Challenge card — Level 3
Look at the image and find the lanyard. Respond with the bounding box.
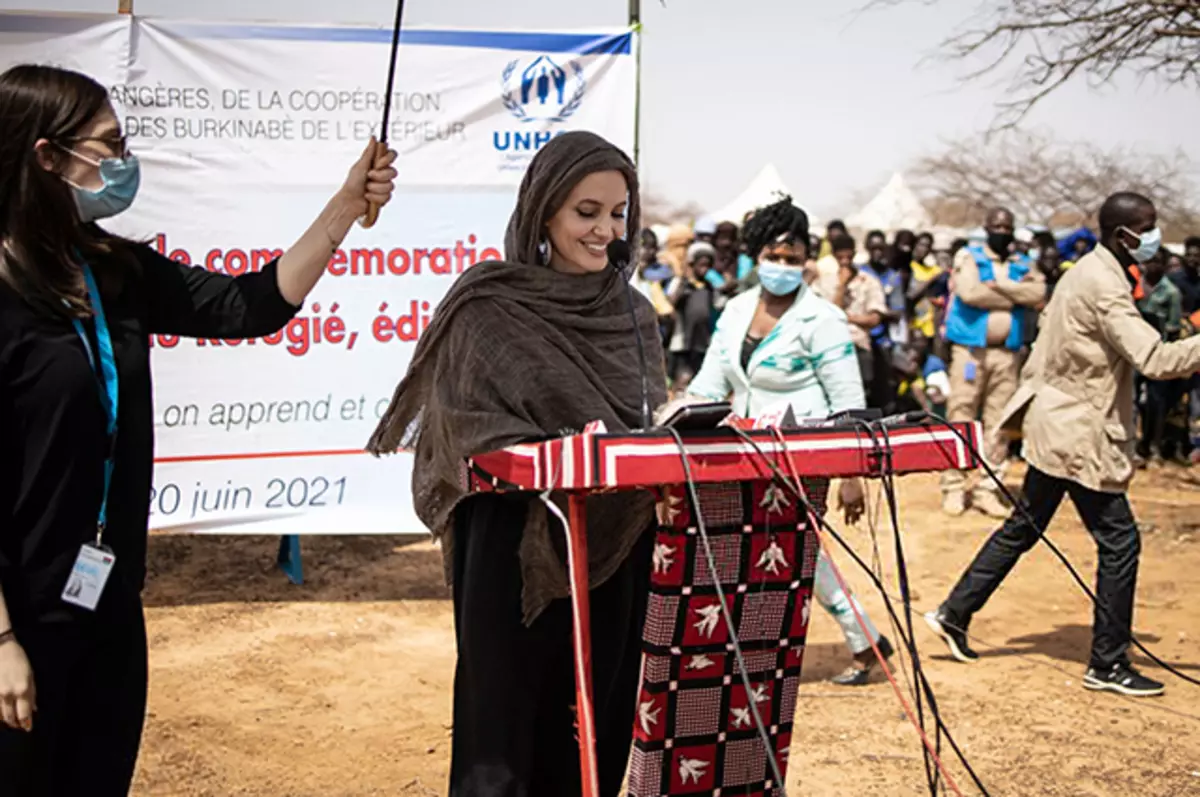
[70,264,118,546]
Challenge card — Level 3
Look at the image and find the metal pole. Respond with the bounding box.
[629,0,642,169]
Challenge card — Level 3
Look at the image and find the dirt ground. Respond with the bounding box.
[132,464,1200,796]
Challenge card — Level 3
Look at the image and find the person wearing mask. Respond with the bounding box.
[927,192,1200,697]
[688,197,895,687]
[666,242,718,393]
[940,207,1045,518]
[1170,237,1200,463]
[0,65,397,793]
[828,233,887,393]
[1134,250,1185,466]
[367,131,666,793]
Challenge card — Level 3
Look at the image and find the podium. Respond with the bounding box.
[466,419,981,796]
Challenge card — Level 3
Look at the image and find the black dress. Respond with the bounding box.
[0,245,299,795]
[449,493,652,796]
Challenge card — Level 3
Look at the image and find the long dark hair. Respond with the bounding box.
[0,64,135,317]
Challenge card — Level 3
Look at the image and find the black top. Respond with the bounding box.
[741,335,762,372]
[0,245,299,625]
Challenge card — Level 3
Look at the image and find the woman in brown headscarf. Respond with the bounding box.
[367,131,666,795]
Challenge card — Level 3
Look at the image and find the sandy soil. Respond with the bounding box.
[132,464,1200,796]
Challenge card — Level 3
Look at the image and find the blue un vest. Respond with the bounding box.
[944,246,1031,351]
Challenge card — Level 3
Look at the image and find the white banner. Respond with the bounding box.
[0,13,638,535]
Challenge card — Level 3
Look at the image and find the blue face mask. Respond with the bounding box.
[64,150,141,223]
[1120,226,1161,264]
[757,259,806,296]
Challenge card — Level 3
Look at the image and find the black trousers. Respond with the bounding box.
[943,466,1141,670]
[449,495,652,797]
[0,596,148,796]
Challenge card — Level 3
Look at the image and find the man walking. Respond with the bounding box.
[927,192,1200,697]
[940,207,1046,517]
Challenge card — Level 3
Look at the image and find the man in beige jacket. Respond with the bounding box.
[926,192,1200,698]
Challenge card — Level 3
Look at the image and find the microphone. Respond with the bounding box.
[608,239,653,430]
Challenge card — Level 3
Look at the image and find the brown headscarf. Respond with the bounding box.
[367,131,667,624]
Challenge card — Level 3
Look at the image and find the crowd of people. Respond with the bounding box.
[633,207,1200,518]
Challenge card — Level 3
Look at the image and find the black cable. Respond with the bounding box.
[728,425,992,797]
[830,417,941,795]
[912,411,1200,688]
[876,422,945,796]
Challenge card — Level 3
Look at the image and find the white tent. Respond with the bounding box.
[846,172,931,233]
[709,164,812,227]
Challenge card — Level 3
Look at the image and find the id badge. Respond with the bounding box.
[963,361,978,383]
[61,544,116,611]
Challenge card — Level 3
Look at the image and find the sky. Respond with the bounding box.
[11,0,1200,220]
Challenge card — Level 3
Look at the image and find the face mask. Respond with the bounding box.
[63,149,141,222]
[987,232,1014,257]
[758,259,806,296]
[1119,226,1161,264]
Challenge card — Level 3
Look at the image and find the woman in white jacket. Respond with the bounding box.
[689,197,894,686]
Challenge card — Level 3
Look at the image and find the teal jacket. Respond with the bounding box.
[689,286,865,418]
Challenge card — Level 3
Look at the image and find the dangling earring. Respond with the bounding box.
[538,237,551,265]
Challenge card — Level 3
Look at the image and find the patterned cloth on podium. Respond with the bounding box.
[627,477,827,796]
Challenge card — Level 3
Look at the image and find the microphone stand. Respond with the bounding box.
[621,272,654,430]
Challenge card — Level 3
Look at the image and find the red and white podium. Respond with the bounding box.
[466,420,981,796]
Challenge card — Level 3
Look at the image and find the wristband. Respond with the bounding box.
[0,629,14,646]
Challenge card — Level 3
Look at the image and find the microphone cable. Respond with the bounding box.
[725,424,991,797]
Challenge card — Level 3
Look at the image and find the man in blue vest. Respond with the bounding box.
[941,207,1046,517]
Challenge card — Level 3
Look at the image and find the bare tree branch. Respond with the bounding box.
[868,0,1200,130]
[911,129,1200,237]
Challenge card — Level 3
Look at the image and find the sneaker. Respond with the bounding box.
[924,610,978,663]
[970,490,1009,519]
[1083,663,1165,697]
[942,492,966,516]
[830,665,872,686]
[830,635,895,686]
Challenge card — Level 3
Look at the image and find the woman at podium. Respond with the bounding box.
[368,131,667,795]
[689,196,896,686]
